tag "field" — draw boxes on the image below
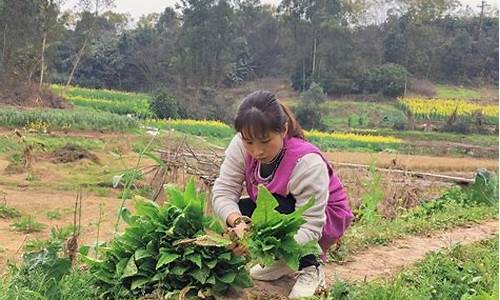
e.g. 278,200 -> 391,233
0,82 -> 497,300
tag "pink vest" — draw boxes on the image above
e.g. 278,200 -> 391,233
244,137 -> 353,261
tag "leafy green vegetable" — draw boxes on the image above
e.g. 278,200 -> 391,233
245,185 -> 320,271
82,178 -> 251,298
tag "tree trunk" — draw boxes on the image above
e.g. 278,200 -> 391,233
39,31 -> 47,87
425,50 -> 434,80
302,59 -> 306,91
312,30 -> 317,77
66,37 -> 88,87
1,24 -> 6,68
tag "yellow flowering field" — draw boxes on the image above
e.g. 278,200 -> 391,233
399,97 -> 498,123
305,130 -> 403,144
144,118 -> 403,151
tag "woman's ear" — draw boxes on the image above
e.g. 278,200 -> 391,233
283,122 -> 289,138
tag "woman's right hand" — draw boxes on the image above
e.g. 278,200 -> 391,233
232,221 -> 249,239
229,222 -> 250,256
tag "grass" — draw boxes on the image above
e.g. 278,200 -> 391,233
362,129 -> 499,148
436,84 -> 482,100
333,202 -> 497,262
0,203 -> 21,219
321,101 -> 406,131
0,107 -> 138,132
45,209 -> 63,220
10,216 -> 46,233
328,237 -> 498,300
331,173 -> 499,262
0,134 -> 105,156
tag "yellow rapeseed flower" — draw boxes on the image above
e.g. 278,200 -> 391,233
399,97 -> 498,119
305,130 -> 402,144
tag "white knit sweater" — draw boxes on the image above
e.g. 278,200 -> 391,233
212,134 -> 329,244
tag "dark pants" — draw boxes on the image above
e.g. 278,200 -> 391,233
239,195 -> 319,270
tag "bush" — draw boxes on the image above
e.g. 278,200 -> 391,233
150,88 -> 184,119
295,84 -> 327,130
320,75 -> 361,95
294,103 -> 325,130
300,82 -> 327,105
363,63 -> 408,97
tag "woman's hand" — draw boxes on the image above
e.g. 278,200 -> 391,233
232,221 -> 250,239
226,214 -> 252,256
228,222 -> 250,256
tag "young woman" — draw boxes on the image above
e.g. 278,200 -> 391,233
212,90 -> 353,298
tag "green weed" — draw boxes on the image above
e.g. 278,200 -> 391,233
11,216 -> 46,233
0,204 -> 21,219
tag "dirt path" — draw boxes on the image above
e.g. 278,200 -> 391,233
0,186 -> 130,272
227,219 -> 498,299
325,151 -> 498,173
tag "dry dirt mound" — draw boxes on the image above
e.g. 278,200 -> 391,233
49,144 -> 99,164
0,84 -> 70,109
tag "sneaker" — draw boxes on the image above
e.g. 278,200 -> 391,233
288,265 -> 326,299
249,260 -> 294,281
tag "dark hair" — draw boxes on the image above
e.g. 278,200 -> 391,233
234,90 -> 304,140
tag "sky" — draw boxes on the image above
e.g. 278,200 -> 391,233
62,0 -> 498,21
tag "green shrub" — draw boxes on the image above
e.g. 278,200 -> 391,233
321,77 -> 361,95
295,83 -> 327,130
363,63 -> 408,97
150,88 -> 183,119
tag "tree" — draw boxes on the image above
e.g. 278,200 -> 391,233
65,0 -> 114,87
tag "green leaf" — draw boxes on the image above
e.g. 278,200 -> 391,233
134,200 -> 160,219
115,258 -> 128,277
166,184 -> 186,209
79,245 -> 90,256
131,277 -> 150,290
191,267 -> 209,284
205,259 -> 217,269
203,216 -> 224,234
286,196 -> 315,223
121,256 -> 138,279
282,250 -> 301,271
233,269 -> 253,289
206,275 -> 216,285
187,254 -> 202,269
135,249 -> 152,261
156,252 -> 180,270
184,177 -> 197,204
218,271 -> 237,283
252,185 -> 280,225
171,264 -> 190,275
120,208 -> 133,225
218,252 -> 231,261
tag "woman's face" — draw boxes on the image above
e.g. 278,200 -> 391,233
242,126 -> 287,164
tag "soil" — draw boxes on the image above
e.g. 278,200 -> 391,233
48,144 -> 100,164
0,186 -> 130,273
0,84 -> 70,109
325,151 -> 498,173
